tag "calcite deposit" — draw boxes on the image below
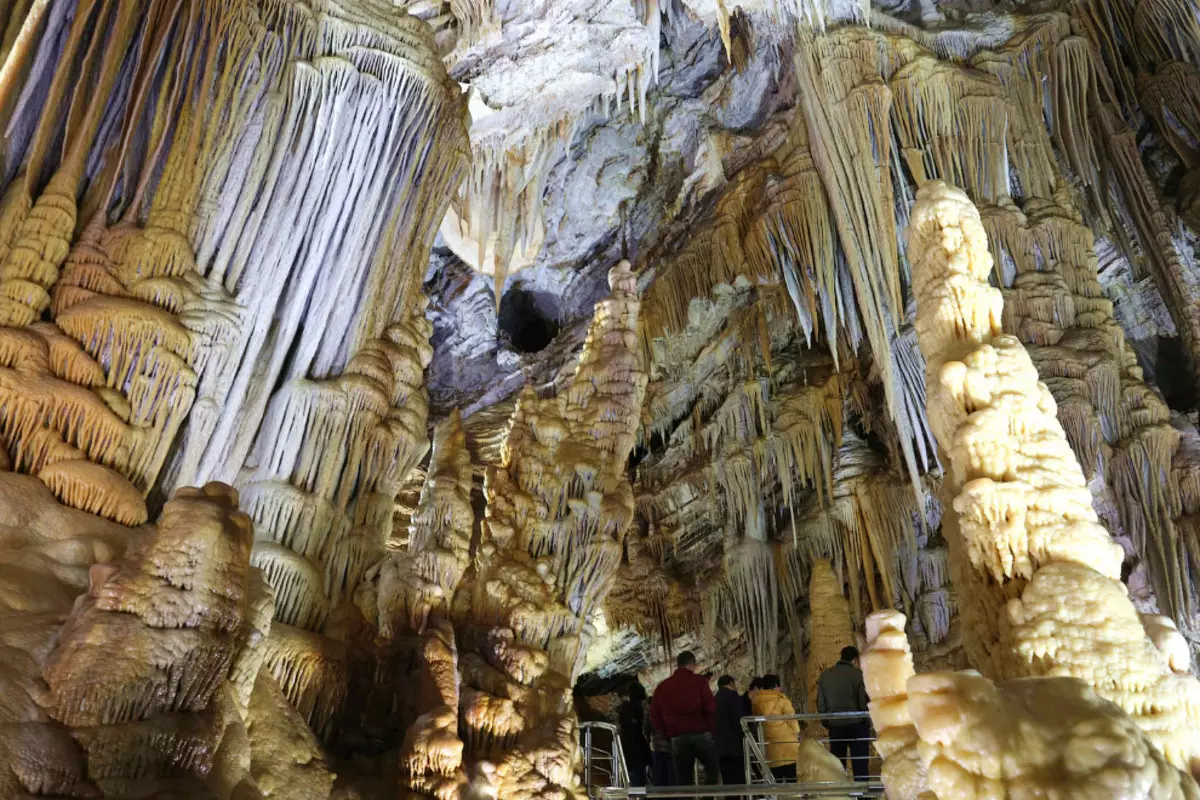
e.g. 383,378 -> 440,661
0,0 -> 1197,795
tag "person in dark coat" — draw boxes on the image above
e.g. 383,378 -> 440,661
741,678 -> 762,780
817,646 -> 872,781
617,682 -> 652,786
714,676 -> 746,790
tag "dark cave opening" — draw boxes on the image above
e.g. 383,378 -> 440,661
1153,335 -> 1198,412
499,285 -> 560,353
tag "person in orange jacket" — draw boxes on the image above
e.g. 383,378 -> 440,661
749,674 -> 800,782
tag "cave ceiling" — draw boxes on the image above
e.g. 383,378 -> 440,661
0,0 -> 1199,795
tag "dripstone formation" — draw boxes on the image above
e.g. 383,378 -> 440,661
0,0 -> 1198,797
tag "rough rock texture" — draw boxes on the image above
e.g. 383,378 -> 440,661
861,182 -> 1200,799
0,0 -> 1199,794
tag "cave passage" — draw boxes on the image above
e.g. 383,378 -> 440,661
500,285 -> 561,352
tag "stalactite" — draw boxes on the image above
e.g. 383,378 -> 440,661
605,531 -> 702,654
260,622 -> 350,743
38,458 -> 147,525
1141,61 -> 1200,170
175,4 -> 469,497
243,303 -> 435,631
377,409 -> 474,637
719,503 -> 778,675
792,27 -> 928,500
0,0 -> 143,327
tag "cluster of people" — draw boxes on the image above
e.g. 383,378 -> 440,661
615,647 -> 871,791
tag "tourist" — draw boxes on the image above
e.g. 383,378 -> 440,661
650,651 -> 721,793
617,682 -> 651,786
646,696 -> 676,787
714,675 -> 747,790
750,675 -> 800,782
742,677 -> 761,716
817,646 -> 871,781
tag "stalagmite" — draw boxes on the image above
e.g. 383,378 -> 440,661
24,481 -> 277,796
0,0 -> 1199,793
896,180 -> 1200,778
805,558 -> 852,711
43,483 -> 254,725
400,619 -> 470,799
246,671 -> 336,800
460,259 -> 646,799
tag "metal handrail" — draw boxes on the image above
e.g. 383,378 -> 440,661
599,784 -> 884,798
740,711 -> 878,786
581,720 -> 630,797
741,711 -> 871,725
741,718 -> 777,786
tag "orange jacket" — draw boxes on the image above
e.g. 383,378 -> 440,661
750,688 -> 800,767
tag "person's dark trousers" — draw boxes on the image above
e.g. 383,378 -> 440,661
718,755 -> 745,797
770,763 -> 797,782
651,750 -> 676,786
671,731 -> 721,797
828,720 -> 872,781
627,760 -> 649,787
718,755 -> 744,784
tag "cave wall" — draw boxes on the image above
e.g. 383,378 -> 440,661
0,0 -> 1198,796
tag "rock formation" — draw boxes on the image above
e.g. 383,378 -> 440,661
861,181 -> 1200,797
0,0 -> 1197,794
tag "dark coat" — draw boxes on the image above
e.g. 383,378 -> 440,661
618,698 -> 652,766
714,686 -> 744,757
816,660 -> 869,728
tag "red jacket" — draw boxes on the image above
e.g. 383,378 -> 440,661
650,669 -> 716,738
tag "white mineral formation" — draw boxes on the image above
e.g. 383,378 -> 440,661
458,259 -> 647,799
861,181 -> 1200,797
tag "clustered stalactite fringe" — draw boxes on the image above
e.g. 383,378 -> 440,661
604,530 -> 703,658
245,301 -> 436,741
377,408 -> 473,638
862,182 -> 1200,797
171,0 -> 469,498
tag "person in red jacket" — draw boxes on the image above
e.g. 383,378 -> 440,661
649,651 -> 721,794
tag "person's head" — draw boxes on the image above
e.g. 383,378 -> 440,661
625,681 -> 647,703
748,677 -> 762,693
840,646 -> 860,665
760,674 -> 781,691
677,651 -> 697,671
718,675 -> 735,691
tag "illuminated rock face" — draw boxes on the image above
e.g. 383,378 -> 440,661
860,182 -> 1200,798
1,0 -> 1200,795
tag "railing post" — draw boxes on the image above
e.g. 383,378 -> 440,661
584,724 -> 593,797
